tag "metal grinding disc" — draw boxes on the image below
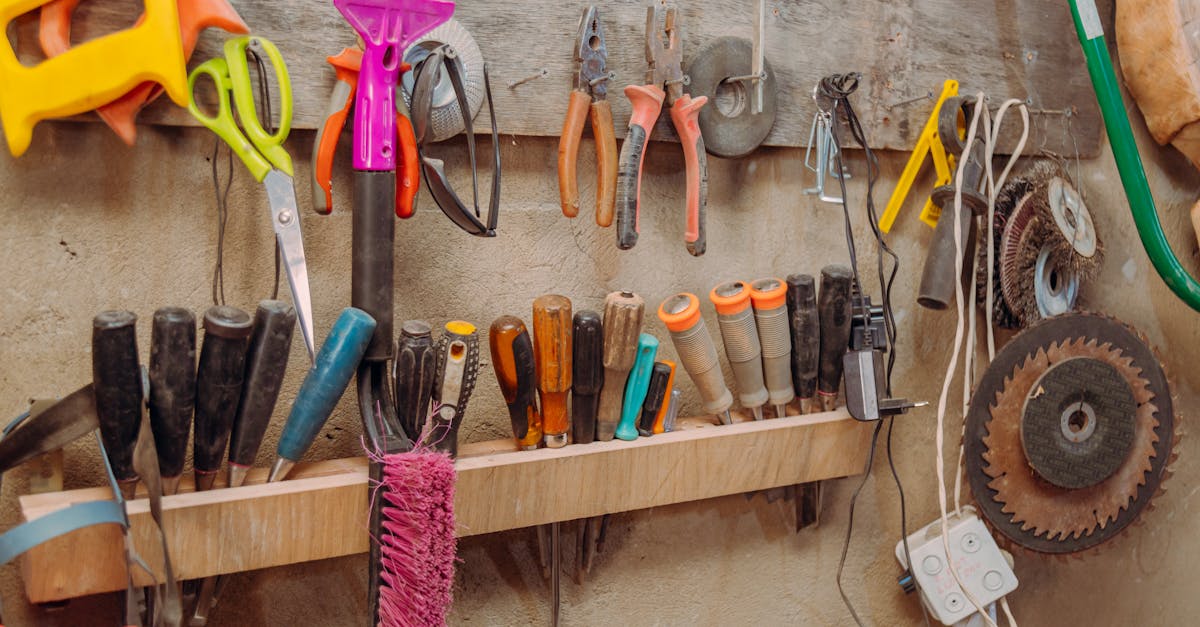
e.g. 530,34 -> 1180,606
400,19 -> 484,142
1048,176 -> 1097,258
964,313 -> 1177,554
686,36 -> 777,158
1033,243 -> 1079,318
1020,357 -> 1136,489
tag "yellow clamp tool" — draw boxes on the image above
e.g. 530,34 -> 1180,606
0,0 -> 187,157
878,79 -> 960,233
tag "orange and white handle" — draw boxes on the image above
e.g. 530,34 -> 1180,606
614,84 -> 666,250
669,94 -> 708,256
311,48 -> 360,215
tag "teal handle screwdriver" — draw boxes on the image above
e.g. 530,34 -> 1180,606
268,308 -> 376,482
615,334 -> 658,441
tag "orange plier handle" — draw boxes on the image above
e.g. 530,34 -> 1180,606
557,89 -> 617,226
614,86 -> 709,255
311,48 -> 419,218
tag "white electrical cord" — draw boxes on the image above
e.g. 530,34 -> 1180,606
934,91 -> 1029,627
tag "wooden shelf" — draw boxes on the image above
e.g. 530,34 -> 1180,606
18,409 -> 871,603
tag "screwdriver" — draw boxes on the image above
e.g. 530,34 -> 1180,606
818,265 -> 854,411
533,295 -> 572,448
269,308 -> 377,482
616,333 -> 658,441
708,283 -> 767,420
597,291 -> 644,441
394,320 -> 436,442
148,307 -> 196,496
749,278 -> 795,417
93,310 -> 143,499
489,316 -> 541,450
786,275 -> 820,414
657,293 -> 733,424
650,361 -> 675,434
639,362 -> 671,436
228,301 -> 295,488
426,321 -> 481,457
571,310 -> 603,445
193,306 -> 253,491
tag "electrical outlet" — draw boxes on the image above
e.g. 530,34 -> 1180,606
894,506 -> 1018,626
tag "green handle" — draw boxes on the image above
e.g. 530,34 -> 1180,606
187,36 -> 293,181
1069,0 -> 1200,311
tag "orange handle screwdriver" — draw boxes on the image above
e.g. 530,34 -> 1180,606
489,316 -> 542,450
651,360 -> 675,434
533,295 -> 573,448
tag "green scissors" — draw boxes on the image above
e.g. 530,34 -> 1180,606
187,36 -> 315,362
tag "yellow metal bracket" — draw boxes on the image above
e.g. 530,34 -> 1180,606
878,79 -> 959,232
0,0 -> 187,156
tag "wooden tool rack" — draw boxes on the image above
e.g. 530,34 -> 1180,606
17,409 -> 869,603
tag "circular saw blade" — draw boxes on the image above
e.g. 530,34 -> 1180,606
965,313 -> 1177,554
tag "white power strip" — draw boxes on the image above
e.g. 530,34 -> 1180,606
894,507 -> 1018,625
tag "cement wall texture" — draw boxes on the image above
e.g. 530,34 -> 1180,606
1,89 -> 1198,626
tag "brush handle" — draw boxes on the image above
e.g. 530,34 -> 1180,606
148,307 -> 196,486
276,308 -> 376,463
229,301 -> 295,472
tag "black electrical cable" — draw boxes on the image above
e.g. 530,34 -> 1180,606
249,47 -> 282,301
210,139 -> 233,306
835,420 -> 883,627
819,73 -> 928,627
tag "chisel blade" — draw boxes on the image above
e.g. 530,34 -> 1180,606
0,384 -> 98,474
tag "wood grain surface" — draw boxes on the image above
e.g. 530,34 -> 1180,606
9,0 -> 1104,155
18,408 -> 870,602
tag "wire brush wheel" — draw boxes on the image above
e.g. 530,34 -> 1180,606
400,18 -> 485,142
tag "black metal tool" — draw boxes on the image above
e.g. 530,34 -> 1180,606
0,384 -> 96,474
148,307 -> 196,496
93,311 -> 143,499
394,320 -> 436,442
228,301 -> 295,488
638,362 -> 671,436
193,306 -> 253,491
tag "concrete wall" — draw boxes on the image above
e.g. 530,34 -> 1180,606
1,92 -> 1198,625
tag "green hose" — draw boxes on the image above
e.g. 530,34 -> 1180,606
1069,0 -> 1200,311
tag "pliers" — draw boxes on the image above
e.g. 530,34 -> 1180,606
310,47 -> 420,217
615,5 -> 709,256
557,6 -> 617,227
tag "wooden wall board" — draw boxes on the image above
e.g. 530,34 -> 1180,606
10,0 -> 1105,156
18,409 -> 871,603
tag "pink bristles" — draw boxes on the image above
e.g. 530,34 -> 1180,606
374,448 -> 457,627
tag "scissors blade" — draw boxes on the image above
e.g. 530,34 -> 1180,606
264,170 -> 316,363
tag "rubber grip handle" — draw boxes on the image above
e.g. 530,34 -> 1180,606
394,320 -> 436,443
615,334 -> 658,441
92,311 -> 142,484
276,308 -> 376,463
148,307 -> 196,482
428,322 -> 481,457
193,306 -> 253,478
395,95 -> 420,219
714,296 -> 769,412
352,170 -> 395,361
489,316 -> 540,450
750,279 -> 795,409
557,89 -> 591,218
228,301 -> 295,470
614,85 -> 666,250
664,316 -> 733,418
817,266 -> 854,407
669,95 -> 709,256
571,310 -> 603,444
591,99 -> 618,227
533,295 -> 573,447
639,362 -> 671,437
651,360 -> 675,434
786,274 -> 820,401
596,291 -> 644,441
917,202 -> 976,310
311,55 -> 358,214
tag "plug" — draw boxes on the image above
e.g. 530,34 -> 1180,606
842,343 -> 924,421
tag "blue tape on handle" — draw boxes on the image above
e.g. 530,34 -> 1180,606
0,500 -> 125,566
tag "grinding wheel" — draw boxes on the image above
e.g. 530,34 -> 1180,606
686,36 -> 777,159
400,19 -> 485,142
